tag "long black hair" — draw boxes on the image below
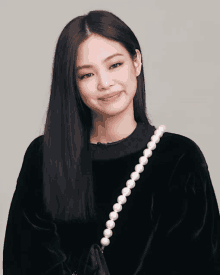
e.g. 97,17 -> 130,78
42,10 -> 153,224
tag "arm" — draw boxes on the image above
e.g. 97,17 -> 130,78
136,144 -> 220,275
157,149 -> 220,274
3,137 -> 74,275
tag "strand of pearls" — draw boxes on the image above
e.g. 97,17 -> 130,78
100,125 -> 166,253
72,125 -> 166,274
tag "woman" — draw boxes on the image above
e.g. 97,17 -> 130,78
3,9 -> 220,275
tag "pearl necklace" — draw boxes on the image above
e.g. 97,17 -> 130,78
72,125 -> 166,274
100,125 -> 166,252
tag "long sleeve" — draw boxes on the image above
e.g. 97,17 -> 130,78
137,145 -> 220,274
3,138 -> 73,275
4,126 -> 220,275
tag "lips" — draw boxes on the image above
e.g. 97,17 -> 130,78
99,91 -> 122,100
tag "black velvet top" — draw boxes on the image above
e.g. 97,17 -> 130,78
3,122 -> 220,274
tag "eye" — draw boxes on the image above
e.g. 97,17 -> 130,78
110,62 -> 123,69
79,73 -> 93,80
78,63 -> 123,81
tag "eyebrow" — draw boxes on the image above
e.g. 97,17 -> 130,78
76,53 -> 124,72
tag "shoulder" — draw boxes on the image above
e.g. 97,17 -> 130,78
24,135 -> 44,157
19,135 -> 44,174
17,135 -> 44,197
161,131 -> 208,169
28,134 -> 44,149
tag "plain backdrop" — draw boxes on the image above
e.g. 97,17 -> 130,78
1,0 -> 220,273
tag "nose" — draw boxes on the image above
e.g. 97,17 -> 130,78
97,71 -> 114,90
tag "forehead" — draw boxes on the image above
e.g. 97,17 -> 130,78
76,34 -> 128,64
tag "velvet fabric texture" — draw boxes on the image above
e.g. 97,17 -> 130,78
3,122 -> 220,274
77,244 -> 110,275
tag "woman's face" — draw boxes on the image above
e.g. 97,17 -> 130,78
75,34 -> 142,120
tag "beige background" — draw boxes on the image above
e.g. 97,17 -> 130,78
1,0 -> 220,273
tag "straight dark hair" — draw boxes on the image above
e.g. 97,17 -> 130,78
43,10 -> 153,223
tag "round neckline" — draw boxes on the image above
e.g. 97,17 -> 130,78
90,123 -> 138,145
89,122 -> 157,160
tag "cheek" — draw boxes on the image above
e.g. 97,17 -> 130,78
78,80 -> 96,94
120,66 -> 135,83
78,91 -> 92,108
76,83 -> 88,100
77,85 -> 96,106
126,67 -> 138,94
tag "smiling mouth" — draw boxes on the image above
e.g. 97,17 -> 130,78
100,92 -> 122,101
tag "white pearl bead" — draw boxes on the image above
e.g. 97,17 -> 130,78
100,125 -> 166,252
113,203 -> 122,212
156,128 -> 164,137
159,125 -> 166,131
106,220 -> 115,229
126,179 -> 136,189
103,228 -> 113,238
151,135 -> 160,143
101,237 -> 110,246
139,156 -> 148,165
147,141 -> 156,150
109,211 -> 118,221
122,187 -> 131,196
154,129 -> 161,136
143,148 -> 152,158
117,195 -> 127,204
135,163 -> 144,173
130,171 -> 140,181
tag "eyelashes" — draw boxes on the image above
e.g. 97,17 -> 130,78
78,62 -> 123,80
79,73 -> 93,80
110,62 -> 123,69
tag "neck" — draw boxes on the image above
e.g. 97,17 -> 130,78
90,115 -> 137,144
